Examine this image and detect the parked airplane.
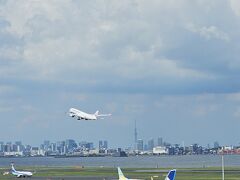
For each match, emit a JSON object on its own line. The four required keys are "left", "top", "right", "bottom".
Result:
{"left": 10, "top": 163, "right": 33, "bottom": 178}
{"left": 117, "top": 167, "right": 176, "bottom": 180}
{"left": 69, "top": 108, "right": 111, "bottom": 120}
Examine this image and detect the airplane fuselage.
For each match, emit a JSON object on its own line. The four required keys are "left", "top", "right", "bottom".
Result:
{"left": 11, "top": 164, "right": 33, "bottom": 178}
{"left": 12, "top": 170, "right": 33, "bottom": 178}
{"left": 69, "top": 108, "right": 97, "bottom": 120}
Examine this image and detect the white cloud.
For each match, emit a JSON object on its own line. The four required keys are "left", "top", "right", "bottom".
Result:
{"left": 0, "top": 0, "right": 238, "bottom": 92}
{"left": 186, "top": 24, "right": 230, "bottom": 41}
{"left": 114, "top": 46, "right": 214, "bottom": 80}
{"left": 230, "top": 0, "right": 240, "bottom": 16}
{"left": 1, "top": 0, "right": 67, "bottom": 36}
{"left": 0, "top": 0, "right": 235, "bottom": 86}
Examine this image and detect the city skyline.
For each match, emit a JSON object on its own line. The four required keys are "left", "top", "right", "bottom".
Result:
{"left": 1, "top": 137, "right": 239, "bottom": 158}
{"left": 0, "top": 137, "right": 230, "bottom": 150}
{"left": 1, "top": 1, "right": 240, "bottom": 147}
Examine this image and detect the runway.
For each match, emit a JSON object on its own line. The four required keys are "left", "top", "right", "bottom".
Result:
{"left": 29, "top": 177, "right": 113, "bottom": 180}
{"left": 2, "top": 176, "right": 115, "bottom": 180}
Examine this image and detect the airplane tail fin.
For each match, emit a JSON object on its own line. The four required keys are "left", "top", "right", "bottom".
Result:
{"left": 118, "top": 167, "right": 126, "bottom": 180}
{"left": 165, "top": 169, "right": 176, "bottom": 180}
{"left": 11, "top": 163, "right": 16, "bottom": 172}
{"left": 94, "top": 110, "right": 99, "bottom": 116}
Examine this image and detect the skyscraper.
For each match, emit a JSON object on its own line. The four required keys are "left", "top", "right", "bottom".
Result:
{"left": 0, "top": 142, "right": 3, "bottom": 152}
{"left": 103, "top": 140, "right": 108, "bottom": 149}
{"left": 43, "top": 140, "right": 50, "bottom": 151}
{"left": 137, "top": 139, "right": 143, "bottom": 151}
{"left": 157, "top": 137, "right": 163, "bottom": 146}
{"left": 99, "top": 140, "right": 108, "bottom": 149}
{"left": 65, "top": 139, "right": 77, "bottom": 151}
{"left": 148, "top": 138, "right": 154, "bottom": 151}
{"left": 99, "top": 140, "right": 103, "bottom": 149}
{"left": 214, "top": 141, "right": 220, "bottom": 148}
{"left": 134, "top": 120, "right": 138, "bottom": 150}
{"left": 15, "top": 141, "right": 22, "bottom": 146}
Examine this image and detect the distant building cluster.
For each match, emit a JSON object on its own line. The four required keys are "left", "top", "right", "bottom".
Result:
{"left": 134, "top": 138, "right": 240, "bottom": 156}
{"left": 0, "top": 139, "right": 123, "bottom": 157}
{"left": 0, "top": 139, "right": 240, "bottom": 157}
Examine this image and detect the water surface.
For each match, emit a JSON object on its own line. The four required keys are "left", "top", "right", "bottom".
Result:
{"left": 0, "top": 155, "right": 239, "bottom": 168}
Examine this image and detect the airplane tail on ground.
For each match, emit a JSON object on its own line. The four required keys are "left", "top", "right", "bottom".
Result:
{"left": 118, "top": 167, "right": 127, "bottom": 180}
{"left": 11, "top": 163, "right": 16, "bottom": 172}
{"left": 165, "top": 169, "right": 176, "bottom": 180}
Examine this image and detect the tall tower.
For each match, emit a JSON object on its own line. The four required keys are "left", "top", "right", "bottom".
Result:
{"left": 134, "top": 120, "right": 138, "bottom": 150}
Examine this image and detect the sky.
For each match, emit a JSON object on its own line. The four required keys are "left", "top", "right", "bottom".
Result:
{"left": 1, "top": 0, "right": 240, "bottom": 148}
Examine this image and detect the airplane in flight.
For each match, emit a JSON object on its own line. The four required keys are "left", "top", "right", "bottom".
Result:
{"left": 10, "top": 163, "right": 33, "bottom": 178}
{"left": 117, "top": 167, "right": 176, "bottom": 180}
{"left": 69, "top": 108, "right": 111, "bottom": 120}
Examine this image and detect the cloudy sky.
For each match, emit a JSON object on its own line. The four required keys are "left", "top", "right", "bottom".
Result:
{"left": 1, "top": 0, "right": 240, "bottom": 148}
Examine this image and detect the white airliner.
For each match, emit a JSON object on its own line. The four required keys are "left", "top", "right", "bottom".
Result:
{"left": 10, "top": 163, "right": 33, "bottom": 178}
{"left": 117, "top": 167, "right": 176, "bottom": 180}
{"left": 69, "top": 108, "right": 111, "bottom": 120}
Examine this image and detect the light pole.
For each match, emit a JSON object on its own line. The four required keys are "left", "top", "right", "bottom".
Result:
{"left": 222, "top": 154, "right": 224, "bottom": 180}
